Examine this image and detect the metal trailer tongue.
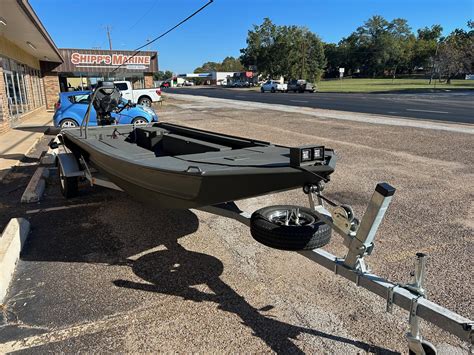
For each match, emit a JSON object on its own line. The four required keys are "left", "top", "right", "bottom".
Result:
{"left": 201, "top": 182, "right": 473, "bottom": 354}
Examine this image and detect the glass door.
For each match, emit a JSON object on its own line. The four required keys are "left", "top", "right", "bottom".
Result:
{"left": 3, "top": 70, "right": 18, "bottom": 118}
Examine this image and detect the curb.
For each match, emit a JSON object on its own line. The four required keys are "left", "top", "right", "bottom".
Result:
{"left": 0, "top": 135, "right": 43, "bottom": 183}
{"left": 21, "top": 167, "right": 50, "bottom": 203}
{"left": 40, "top": 147, "right": 57, "bottom": 165}
{"left": 0, "top": 218, "right": 30, "bottom": 304}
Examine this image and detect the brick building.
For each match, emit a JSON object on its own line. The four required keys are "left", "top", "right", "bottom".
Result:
{"left": 0, "top": 0, "right": 63, "bottom": 134}
{"left": 1, "top": 1, "right": 159, "bottom": 133}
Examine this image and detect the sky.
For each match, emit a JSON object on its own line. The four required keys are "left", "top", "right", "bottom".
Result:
{"left": 31, "top": 0, "right": 473, "bottom": 73}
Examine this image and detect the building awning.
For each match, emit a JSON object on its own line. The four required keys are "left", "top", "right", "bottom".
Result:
{"left": 0, "top": 0, "right": 63, "bottom": 63}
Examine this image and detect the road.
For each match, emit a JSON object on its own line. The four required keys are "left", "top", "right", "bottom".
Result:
{"left": 166, "top": 87, "right": 474, "bottom": 124}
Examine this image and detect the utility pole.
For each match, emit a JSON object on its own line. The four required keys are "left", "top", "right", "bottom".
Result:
{"left": 105, "top": 25, "right": 113, "bottom": 51}
{"left": 301, "top": 39, "right": 306, "bottom": 79}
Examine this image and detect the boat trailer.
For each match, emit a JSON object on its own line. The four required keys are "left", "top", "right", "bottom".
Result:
{"left": 201, "top": 183, "right": 473, "bottom": 354}
{"left": 55, "top": 148, "right": 472, "bottom": 354}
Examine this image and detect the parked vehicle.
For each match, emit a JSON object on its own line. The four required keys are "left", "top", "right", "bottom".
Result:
{"left": 114, "top": 81, "right": 162, "bottom": 107}
{"left": 287, "top": 79, "right": 316, "bottom": 93}
{"left": 53, "top": 91, "right": 158, "bottom": 128}
{"left": 261, "top": 80, "right": 288, "bottom": 93}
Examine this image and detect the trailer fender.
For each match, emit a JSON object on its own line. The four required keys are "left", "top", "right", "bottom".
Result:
{"left": 57, "top": 153, "right": 83, "bottom": 178}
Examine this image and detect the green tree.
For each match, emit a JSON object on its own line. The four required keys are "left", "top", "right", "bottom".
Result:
{"left": 438, "top": 21, "right": 474, "bottom": 83}
{"left": 342, "top": 15, "right": 414, "bottom": 77}
{"left": 240, "top": 18, "right": 280, "bottom": 78}
{"left": 194, "top": 61, "right": 222, "bottom": 73}
{"left": 411, "top": 25, "right": 443, "bottom": 73}
{"left": 153, "top": 70, "right": 173, "bottom": 81}
{"left": 220, "top": 56, "right": 245, "bottom": 71}
{"left": 240, "top": 19, "right": 325, "bottom": 81}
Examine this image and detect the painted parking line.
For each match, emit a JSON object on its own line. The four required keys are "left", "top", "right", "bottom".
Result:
{"left": 26, "top": 202, "right": 102, "bottom": 214}
{"left": 406, "top": 109, "right": 449, "bottom": 114}
{"left": 235, "top": 95, "right": 247, "bottom": 98}
{"left": 290, "top": 100, "right": 309, "bottom": 103}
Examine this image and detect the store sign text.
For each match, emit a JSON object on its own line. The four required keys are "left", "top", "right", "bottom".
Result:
{"left": 70, "top": 52, "right": 151, "bottom": 66}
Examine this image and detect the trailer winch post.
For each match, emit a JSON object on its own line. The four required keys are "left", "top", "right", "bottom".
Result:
{"left": 343, "top": 183, "right": 395, "bottom": 272}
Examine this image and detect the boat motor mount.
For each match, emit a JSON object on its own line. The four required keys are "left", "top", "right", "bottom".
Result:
{"left": 92, "top": 81, "right": 122, "bottom": 126}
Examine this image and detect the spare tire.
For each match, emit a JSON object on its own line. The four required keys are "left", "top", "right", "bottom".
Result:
{"left": 250, "top": 205, "right": 331, "bottom": 250}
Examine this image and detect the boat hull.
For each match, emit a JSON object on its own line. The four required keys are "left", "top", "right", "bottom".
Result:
{"left": 62, "top": 124, "right": 336, "bottom": 209}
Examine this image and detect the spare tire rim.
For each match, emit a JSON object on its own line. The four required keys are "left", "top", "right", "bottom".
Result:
{"left": 267, "top": 208, "right": 315, "bottom": 226}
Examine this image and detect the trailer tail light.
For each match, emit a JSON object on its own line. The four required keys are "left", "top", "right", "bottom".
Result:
{"left": 156, "top": 90, "right": 161, "bottom": 96}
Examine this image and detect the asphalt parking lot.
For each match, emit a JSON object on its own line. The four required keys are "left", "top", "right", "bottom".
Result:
{"left": 0, "top": 97, "right": 472, "bottom": 353}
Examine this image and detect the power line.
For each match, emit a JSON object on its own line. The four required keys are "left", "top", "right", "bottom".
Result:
{"left": 126, "top": 0, "right": 160, "bottom": 33}
{"left": 109, "top": 0, "right": 214, "bottom": 75}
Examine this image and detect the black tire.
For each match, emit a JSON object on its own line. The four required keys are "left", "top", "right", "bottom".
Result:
{"left": 131, "top": 116, "right": 148, "bottom": 125}
{"left": 138, "top": 96, "right": 152, "bottom": 107}
{"left": 271, "top": 87, "right": 276, "bottom": 93}
{"left": 250, "top": 205, "right": 332, "bottom": 250}
{"left": 58, "top": 162, "right": 78, "bottom": 198}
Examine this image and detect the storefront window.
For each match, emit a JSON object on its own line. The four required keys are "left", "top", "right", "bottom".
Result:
{"left": 1, "top": 56, "right": 44, "bottom": 120}
{"left": 58, "top": 72, "right": 145, "bottom": 92}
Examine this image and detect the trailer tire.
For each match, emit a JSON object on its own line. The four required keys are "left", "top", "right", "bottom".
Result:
{"left": 58, "top": 162, "right": 78, "bottom": 198}
{"left": 250, "top": 205, "right": 331, "bottom": 250}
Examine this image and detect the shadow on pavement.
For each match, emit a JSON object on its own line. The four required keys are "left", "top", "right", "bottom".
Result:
{"left": 113, "top": 240, "right": 397, "bottom": 354}
{"left": 17, "top": 198, "right": 397, "bottom": 353}
{"left": 12, "top": 125, "right": 53, "bottom": 134}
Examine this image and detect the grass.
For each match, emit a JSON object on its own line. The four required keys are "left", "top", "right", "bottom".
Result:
{"left": 315, "top": 78, "right": 474, "bottom": 93}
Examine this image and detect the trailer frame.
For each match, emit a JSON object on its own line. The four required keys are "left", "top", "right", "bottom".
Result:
{"left": 200, "top": 183, "right": 473, "bottom": 354}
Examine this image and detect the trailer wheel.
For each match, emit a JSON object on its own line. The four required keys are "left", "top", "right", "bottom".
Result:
{"left": 250, "top": 205, "right": 331, "bottom": 250}
{"left": 58, "top": 162, "right": 78, "bottom": 198}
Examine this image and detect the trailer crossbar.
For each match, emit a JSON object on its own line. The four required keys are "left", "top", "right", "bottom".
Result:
{"left": 298, "top": 248, "right": 473, "bottom": 342}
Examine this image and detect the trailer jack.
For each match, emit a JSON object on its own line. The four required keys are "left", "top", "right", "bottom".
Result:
{"left": 200, "top": 183, "right": 473, "bottom": 354}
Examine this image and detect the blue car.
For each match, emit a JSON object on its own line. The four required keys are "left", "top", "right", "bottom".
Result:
{"left": 53, "top": 91, "right": 159, "bottom": 128}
